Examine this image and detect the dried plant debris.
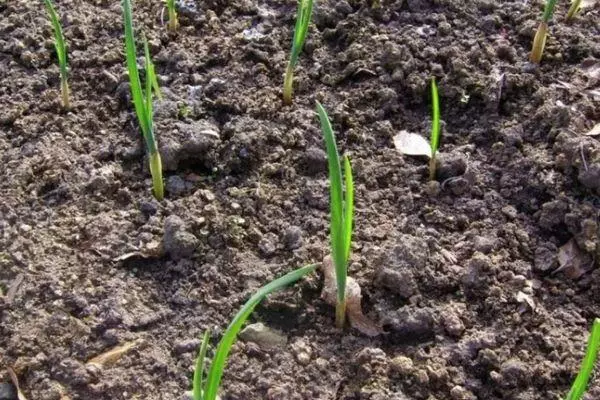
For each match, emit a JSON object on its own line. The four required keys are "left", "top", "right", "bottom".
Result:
{"left": 584, "top": 123, "right": 600, "bottom": 136}
{"left": 320, "top": 256, "right": 383, "bottom": 337}
{"left": 6, "top": 273, "right": 24, "bottom": 305}
{"left": 86, "top": 340, "right": 142, "bottom": 368}
{"left": 393, "top": 131, "right": 432, "bottom": 158}
{"left": 7, "top": 367, "right": 28, "bottom": 400}
{"left": 555, "top": 239, "right": 594, "bottom": 279}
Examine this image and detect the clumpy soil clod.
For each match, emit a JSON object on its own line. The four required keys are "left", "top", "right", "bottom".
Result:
{"left": 1, "top": 0, "right": 599, "bottom": 399}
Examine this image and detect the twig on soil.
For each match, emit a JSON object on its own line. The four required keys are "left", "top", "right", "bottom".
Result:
{"left": 580, "top": 142, "right": 589, "bottom": 171}
{"left": 86, "top": 339, "right": 143, "bottom": 368}
{"left": 6, "top": 273, "right": 24, "bottom": 305}
{"left": 496, "top": 71, "right": 506, "bottom": 112}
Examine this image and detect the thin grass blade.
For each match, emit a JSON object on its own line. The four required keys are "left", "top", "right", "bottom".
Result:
{"left": 566, "top": 0, "right": 582, "bottom": 20}
{"left": 167, "top": 0, "right": 178, "bottom": 30}
{"left": 143, "top": 37, "right": 155, "bottom": 148}
{"left": 343, "top": 156, "right": 354, "bottom": 263}
{"left": 316, "top": 101, "right": 348, "bottom": 328}
{"left": 289, "top": 0, "right": 314, "bottom": 68}
{"left": 430, "top": 77, "right": 440, "bottom": 154}
{"left": 543, "top": 0, "right": 558, "bottom": 22}
{"left": 202, "top": 264, "right": 317, "bottom": 400}
{"left": 283, "top": 0, "right": 314, "bottom": 104}
{"left": 192, "top": 329, "right": 210, "bottom": 400}
{"left": 566, "top": 319, "right": 600, "bottom": 400}
{"left": 122, "top": 0, "right": 149, "bottom": 139}
{"left": 316, "top": 102, "right": 345, "bottom": 283}
{"left": 43, "top": 0, "right": 69, "bottom": 108}
{"left": 43, "top": 0, "right": 66, "bottom": 72}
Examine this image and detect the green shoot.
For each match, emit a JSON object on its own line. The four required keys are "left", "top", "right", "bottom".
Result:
{"left": 43, "top": 0, "right": 70, "bottom": 109}
{"left": 122, "top": 0, "right": 164, "bottom": 200}
{"left": 566, "top": 0, "right": 582, "bottom": 21}
{"left": 530, "top": 0, "right": 558, "bottom": 63}
{"left": 192, "top": 329, "right": 210, "bottom": 400}
{"left": 283, "top": 0, "right": 314, "bottom": 105}
{"left": 194, "top": 264, "right": 317, "bottom": 400}
{"left": 166, "top": 0, "right": 178, "bottom": 31}
{"left": 316, "top": 101, "right": 354, "bottom": 329}
{"left": 566, "top": 319, "right": 600, "bottom": 400}
{"left": 429, "top": 77, "right": 441, "bottom": 181}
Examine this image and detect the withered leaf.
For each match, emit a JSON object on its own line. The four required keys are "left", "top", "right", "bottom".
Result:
{"left": 320, "top": 256, "right": 383, "bottom": 337}
{"left": 555, "top": 239, "right": 592, "bottom": 279}
{"left": 584, "top": 123, "right": 600, "bottom": 136}
{"left": 86, "top": 340, "right": 142, "bottom": 368}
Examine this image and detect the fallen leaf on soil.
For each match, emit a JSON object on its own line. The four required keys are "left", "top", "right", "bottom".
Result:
{"left": 554, "top": 239, "right": 592, "bottom": 279}
{"left": 320, "top": 256, "right": 383, "bottom": 337}
{"left": 584, "top": 123, "right": 600, "bottom": 136}
{"left": 7, "top": 367, "right": 28, "bottom": 400}
{"left": 86, "top": 340, "right": 142, "bottom": 368}
{"left": 393, "top": 131, "right": 432, "bottom": 158}
{"left": 582, "top": 0, "right": 597, "bottom": 7}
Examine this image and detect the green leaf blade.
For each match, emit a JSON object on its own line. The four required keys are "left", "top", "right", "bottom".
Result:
{"left": 343, "top": 156, "right": 354, "bottom": 264}
{"left": 202, "top": 264, "right": 317, "bottom": 400}
{"left": 143, "top": 37, "right": 157, "bottom": 153}
{"left": 289, "top": 0, "right": 314, "bottom": 68}
{"left": 566, "top": 319, "right": 600, "bottom": 400}
{"left": 316, "top": 102, "right": 346, "bottom": 299}
{"left": 192, "top": 329, "right": 210, "bottom": 400}
{"left": 430, "top": 77, "right": 440, "bottom": 155}
{"left": 122, "top": 0, "right": 149, "bottom": 140}
{"left": 43, "top": 0, "right": 69, "bottom": 107}
{"left": 543, "top": 0, "right": 558, "bottom": 22}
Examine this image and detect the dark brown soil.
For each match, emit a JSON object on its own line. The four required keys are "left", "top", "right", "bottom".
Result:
{"left": 1, "top": 0, "right": 600, "bottom": 399}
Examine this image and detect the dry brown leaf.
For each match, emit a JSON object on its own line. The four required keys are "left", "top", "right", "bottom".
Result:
{"left": 554, "top": 239, "right": 592, "bottom": 279}
{"left": 585, "top": 123, "right": 600, "bottom": 136}
{"left": 86, "top": 340, "right": 142, "bottom": 368}
{"left": 320, "top": 256, "right": 383, "bottom": 337}
{"left": 7, "top": 367, "right": 28, "bottom": 400}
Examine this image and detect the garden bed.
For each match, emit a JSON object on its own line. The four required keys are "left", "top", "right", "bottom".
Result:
{"left": 1, "top": 0, "right": 599, "bottom": 399}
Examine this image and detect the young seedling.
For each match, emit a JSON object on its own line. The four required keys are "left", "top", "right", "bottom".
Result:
{"left": 429, "top": 77, "right": 441, "bottom": 180}
{"left": 43, "top": 0, "right": 70, "bottom": 109}
{"left": 566, "top": 318, "right": 600, "bottom": 400}
{"left": 166, "top": 0, "right": 178, "bottom": 31}
{"left": 316, "top": 102, "right": 354, "bottom": 329}
{"left": 122, "top": 0, "right": 164, "bottom": 200}
{"left": 530, "top": 0, "right": 558, "bottom": 63}
{"left": 192, "top": 264, "right": 317, "bottom": 400}
{"left": 566, "top": 0, "right": 582, "bottom": 21}
{"left": 283, "top": 0, "right": 314, "bottom": 105}
{"left": 393, "top": 77, "right": 441, "bottom": 181}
